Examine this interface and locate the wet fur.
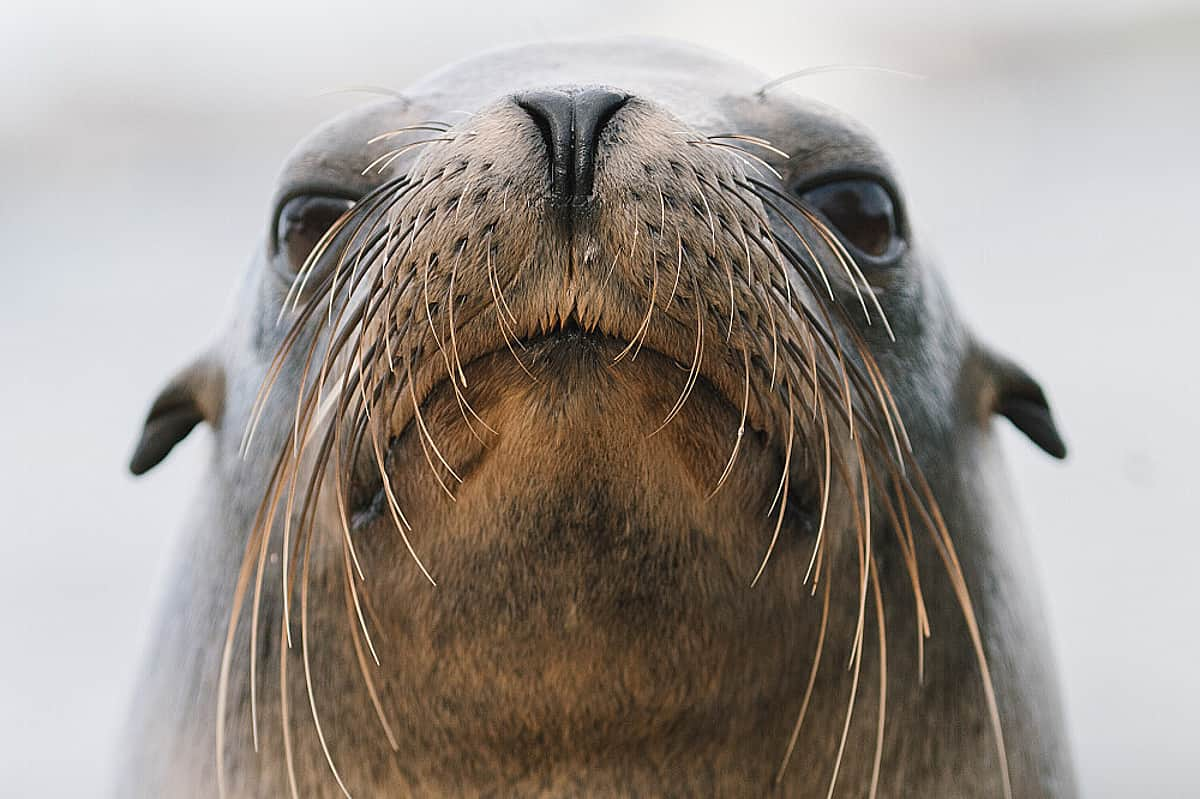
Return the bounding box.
[118,38,1076,798]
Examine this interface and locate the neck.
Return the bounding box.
[118,437,1075,798]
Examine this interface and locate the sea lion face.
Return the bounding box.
[249,42,904,652]
[130,39,1067,794]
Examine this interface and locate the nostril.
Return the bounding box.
[514,87,631,209]
[571,89,629,201]
[515,96,558,157]
[515,89,575,203]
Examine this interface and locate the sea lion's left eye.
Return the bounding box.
[275,195,357,274]
[800,178,905,263]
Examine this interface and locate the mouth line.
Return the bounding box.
[343,323,637,527]
[345,315,817,538]
[386,297,774,451]
[515,314,616,351]
[405,320,656,429]
[341,288,794,528]
[412,307,654,405]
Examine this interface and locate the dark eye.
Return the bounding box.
[800,178,904,262]
[275,195,356,273]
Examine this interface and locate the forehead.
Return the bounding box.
[409,38,762,126]
[276,38,889,200]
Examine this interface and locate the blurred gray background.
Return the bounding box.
[2,1,1197,796]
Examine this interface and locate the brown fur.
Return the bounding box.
[119,39,1076,798]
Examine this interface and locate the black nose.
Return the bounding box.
[515,87,630,209]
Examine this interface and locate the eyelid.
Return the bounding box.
[794,172,905,225]
[274,195,358,275]
[791,168,899,201]
[271,191,360,257]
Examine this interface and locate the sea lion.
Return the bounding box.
[118,38,1076,798]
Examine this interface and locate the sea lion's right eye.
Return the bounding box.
[275,195,357,274]
[799,178,906,265]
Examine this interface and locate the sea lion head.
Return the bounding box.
[129,38,1067,796]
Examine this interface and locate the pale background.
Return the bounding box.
[2,1,1197,796]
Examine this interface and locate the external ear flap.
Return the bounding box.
[985,351,1068,460]
[129,355,225,475]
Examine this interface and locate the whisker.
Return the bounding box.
[706,133,791,160]
[690,138,784,180]
[868,552,888,799]
[752,379,794,587]
[649,254,705,436]
[300,517,354,798]
[709,345,751,498]
[362,137,458,175]
[366,123,454,144]
[756,63,924,97]
[774,570,831,784]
